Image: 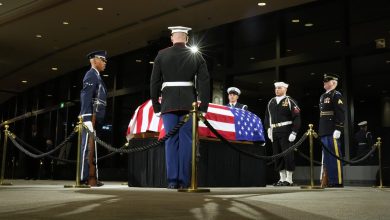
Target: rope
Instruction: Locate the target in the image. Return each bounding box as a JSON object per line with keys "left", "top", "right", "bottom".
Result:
{"left": 295, "top": 148, "right": 323, "bottom": 165}
{"left": 200, "top": 116, "right": 308, "bottom": 160}
{"left": 316, "top": 137, "right": 378, "bottom": 164}
{"left": 7, "top": 130, "right": 76, "bottom": 159}
{"left": 84, "top": 114, "right": 190, "bottom": 153}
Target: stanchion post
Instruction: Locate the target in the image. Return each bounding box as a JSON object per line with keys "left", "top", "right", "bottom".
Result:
{"left": 178, "top": 102, "right": 210, "bottom": 193}
{"left": 0, "top": 124, "right": 12, "bottom": 185}
{"left": 374, "top": 137, "right": 388, "bottom": 188}
{"left": 64, "top": 116, "right": 90, "bottom": 188}
{"left": 301, "top": 124, "right": 322, "bottom": 189}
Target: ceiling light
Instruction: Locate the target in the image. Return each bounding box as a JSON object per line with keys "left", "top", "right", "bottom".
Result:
{"left": 135, "top": 59, "right": 142, "bottom": 63}
{"left": 47, "top": 94, "right": 53, "bottom": 97}
{"left": 73, "top": 85, "right": 77, "bottom": 88}
{"left": 149, "top": 61, "right": 154, "bottom": 64}
{"left": 103, "top": 74, "right": 109, "bottom": 77}
{"left": 0, "top": 3, "right": 3, "bottom": 6}
{"left": 35, "top": 34, "right": 42, "bottom": 38}
{"left": 304, "top": 23, "right": 314, "bottom": 27}
{"left": 97, "top": 7, "right": 103, "bottom": 11}
{"left": 257, "top": 2, "right": 266, "bottom": 6}
{"left": 334, "top": 40, "right": 341, "bottom": 43}
{"left": 249, "top": 57, "right": 255, "bottom": 60}
{"left": 21, "top": 80, "right": 28, "bottom": 83}
{"left": 62, "top": 21, "right": 69, "bottom": 25}
{"left": 310, "top": 72, "right": 315, "bottom": 76}
{"left": 291, "top": 19, "right": 300, "bottom": 23}
{"left": 367, "top": 84, "right": 372, "bottom": 87}
{"left": 258, "top": 81, "right": 263, "bottom": 84}
{"left": 51, "top": 67, "right": 58, "bottom": 71}
{"left": 286, "top": 49, "right": 292, "bottom": 52}
{"left": 386, "top": 60, "right": 390, "bottom": 64}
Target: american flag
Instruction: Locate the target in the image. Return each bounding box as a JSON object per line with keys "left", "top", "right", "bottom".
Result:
{"left": 126, "top": 100, "right": 265, "bottom": 142}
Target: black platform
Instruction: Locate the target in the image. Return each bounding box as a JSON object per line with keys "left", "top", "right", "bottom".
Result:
{"left": 127, "top": 138, "right": 267, "bottom": 187}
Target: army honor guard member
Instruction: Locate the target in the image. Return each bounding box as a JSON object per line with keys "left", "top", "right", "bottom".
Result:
{"left": 79, "top": 50, "right": 108, "bottom": 187}
{"left": 226, "top": 87, "right": 248, "bottom": 110}
{"left": 150, "top": 26, "right": 210, "bottom": 189}
{"left": 264, "top": 82, "right": 301, "bottom": 186}
{"left": 319, "top": 73, "right": 345, "bottom": 188}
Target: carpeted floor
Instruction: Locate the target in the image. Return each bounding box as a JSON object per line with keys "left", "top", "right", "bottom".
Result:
{"left": 0, "top": 180, "right": 389, "bottom": 220}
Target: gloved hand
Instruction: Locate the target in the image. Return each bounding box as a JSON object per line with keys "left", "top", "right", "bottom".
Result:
{"left": 333, "top": 130, "right": 341, "bottom": 139}
{"left": 267, "top": 128, "right": 273, "bottom": 142}
{"left": 155, "top": 112, "right": 161, "bottom": 117}
{"left": 260, "top": 142, "right": 266, "bottom": 146}
{"left": 84, "top": 121, "right": 94, "bottom": 132}
{"left": 288, "top": 132, "right": 297, "bottom": 142}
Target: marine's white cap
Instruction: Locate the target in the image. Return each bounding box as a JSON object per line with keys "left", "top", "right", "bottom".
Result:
{"left": 358, "top": 121, "right": 367, "bottom": 126}
{"left": 227, "top": 87, "right": 241, "bottom": 95}
{"left": 274, "top": 82, "right": 289, "bottom": 88}
{"left": 168, "top": 26, "right": 192, "bottom": 34}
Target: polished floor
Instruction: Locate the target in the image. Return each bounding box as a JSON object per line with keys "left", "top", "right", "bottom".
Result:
{"left": 0, "top": 180, "right": 389, "bottom": 220}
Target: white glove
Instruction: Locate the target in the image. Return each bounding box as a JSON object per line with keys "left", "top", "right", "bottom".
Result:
{"left": 155, "top": 112, "right": 161, "bottom": 117}
{"left": 84, "top": 121, "right": 94, "bottom": 132}
{"left": 267, "top": 128, "right": 273, "bottom": 142}
{"left": 333, "top": 130, "right": 341, "bottom": 139}
{"left": 288, "top": 132, "right": 297, "bottom": 142}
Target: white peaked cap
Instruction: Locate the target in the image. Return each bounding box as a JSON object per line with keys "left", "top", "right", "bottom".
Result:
{"left": 274, "top": 82, "right": 289, "bottom": 88}
{"left": 227, "top": 87, "right": 241, "bottom": 95}
{"left": 358, "top": 121, "right": 367, "bottom": 126}
{"left": 168, "top": 26, "right": 192, "bottom": 34}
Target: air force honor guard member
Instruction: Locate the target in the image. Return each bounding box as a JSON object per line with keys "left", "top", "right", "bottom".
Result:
{"left": 150, "top": 26, "right": 210, "bottom": 189}
{"left": 264, "top": 82, "right": 301, "bottom": 186}
{"left": 226, "top": 87, "right": 248, "bottom": 110}
{"left": 79, "top": 50, "right": 107, "bottom": 187}
{"left": 319, "top": 73, "right": 345, "bottom": 188}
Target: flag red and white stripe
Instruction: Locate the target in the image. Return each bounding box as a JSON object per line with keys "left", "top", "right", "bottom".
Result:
{"left": 126, "top": 100, "right": 264, "bottom": 142}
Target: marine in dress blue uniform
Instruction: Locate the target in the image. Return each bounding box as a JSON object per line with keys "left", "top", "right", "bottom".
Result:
{"left": 79, "top": 50, "right": 107, "bottom": 186}
{"left": 150, "top": 26, "right": 210, "bottom": 189}
{"left": 264, "top": 82, "right": 301, "bottom": 186}
{"left": 226, "top": 87, "right": 248, "bottom": 110}
{"left": 318, "top": 73, "right": 345, "bottom": 187}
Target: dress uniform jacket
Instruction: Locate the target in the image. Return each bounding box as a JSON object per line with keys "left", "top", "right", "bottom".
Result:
{"left": 80, "top": 68, "right": 107, "bottom": 122}
{"left": 227, "top": 102, "right": 248, "bottom": 110}
{"left": 264, "top": 96, "right": 301, "bottom": 134}
{"left": 150, "top": 43, "right": 210, "bottom": 113}
{"left": 318, "top": 90, "right": 345, "bottom": 136}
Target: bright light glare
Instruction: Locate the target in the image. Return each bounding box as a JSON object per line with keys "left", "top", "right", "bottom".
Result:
{"left": 190, "top": 46, "right": 199, "bottom": 53}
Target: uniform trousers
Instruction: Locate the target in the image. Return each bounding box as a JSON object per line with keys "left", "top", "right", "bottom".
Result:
{"left": 162, "top": 112, "right": 192, "bottom": 188}
{"left": 272, "top": 132, "right": 295, "bottom": 171}
{"left": 321, "top": 135, "right": 343, "bottom": 185}
{"left": 80, "top": 128, "right": 98, "bottom": 182}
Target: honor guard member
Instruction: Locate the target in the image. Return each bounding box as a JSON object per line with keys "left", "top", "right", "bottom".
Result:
{"left": 319, "top": 73, "right": 345, "bottom": 188}
{"left": 354, "top": 121, "right": 374, "bottom": 160}
{"left": 150, "top": 26, "right": 210, "bottom": 189}
{"left": 79, "top": 50, "right": 108, "bottom": 187}
{"left": 264, "top": 82, "right": 301, "bottom": 186}
{"left": 226, "top": 87, "right": 248, "bottom": 110}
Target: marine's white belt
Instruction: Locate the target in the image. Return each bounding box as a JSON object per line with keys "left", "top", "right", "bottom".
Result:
{"left": 161, "top": 81, "right": 193, "bottom": 90}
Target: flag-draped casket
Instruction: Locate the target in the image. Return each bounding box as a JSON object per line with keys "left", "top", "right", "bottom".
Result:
{"left": 126, "top": 100, "right": 265, "bottom": 142}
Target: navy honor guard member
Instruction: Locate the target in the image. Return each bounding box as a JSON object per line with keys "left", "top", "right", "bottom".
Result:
{"left": 319, "top": 73, "right": 345, "bottom": 188}
{"left": 264, "top": 82, "right": 301, "bottom": 186}
{"left": 226, "top": 87, "right": 248, "bottom": 110}
{"left": 79, "top": 50, "right": 107, "bottom": 187}
{"left": 150, "top": 26, "right": 210, "bottom": 189}
{"left": 354, "top": 121, "right": 374, "bottom": 159}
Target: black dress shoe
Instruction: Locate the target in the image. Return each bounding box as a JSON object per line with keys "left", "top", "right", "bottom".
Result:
{"left": 281, "top": 181, "right": 293, "bottom": 186}
{"left": 96, "top": 181, "right": 104, "bottom": 187}
{"left": 273, "top": 181, "right": 283, "bottom": 186}
{"left": 327, "top": 184, "right": 343, "bottom": 188}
